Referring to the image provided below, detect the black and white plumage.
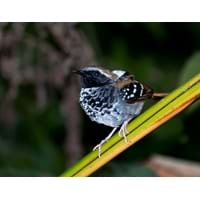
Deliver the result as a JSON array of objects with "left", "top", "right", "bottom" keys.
[{"left": 75, "top": 66, "right": 158, "bottom": 157}]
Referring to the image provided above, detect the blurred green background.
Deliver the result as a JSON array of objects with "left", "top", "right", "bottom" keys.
[{"left": 0, "top": 23, "right": 199, "bottom": 176}]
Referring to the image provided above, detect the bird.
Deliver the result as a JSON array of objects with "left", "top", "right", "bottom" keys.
[{"left": 74, "top": 65, "right": 167, "bottom": 157}]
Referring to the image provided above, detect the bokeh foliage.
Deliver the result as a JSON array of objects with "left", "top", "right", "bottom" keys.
[{"left": 0, "top": 23, "right": 199, "bottom": 176}]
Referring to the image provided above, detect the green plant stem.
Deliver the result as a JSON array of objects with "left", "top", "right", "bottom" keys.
[{"left": 61, "top": 74, "right": 200, "bottom": 177}]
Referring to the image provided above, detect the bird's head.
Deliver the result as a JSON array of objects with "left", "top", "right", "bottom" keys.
[{"left": 74, "top": 66, "right": 115, "bottom": 88}]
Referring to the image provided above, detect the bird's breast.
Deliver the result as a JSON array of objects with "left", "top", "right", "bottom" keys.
[{"left": 79, "top": 87, "right": 144, "bottom": 128}]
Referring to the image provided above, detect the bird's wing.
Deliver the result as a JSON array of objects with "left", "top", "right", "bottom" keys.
[{"left": 114, "top": 77, "right": 153, "bottom": 104}]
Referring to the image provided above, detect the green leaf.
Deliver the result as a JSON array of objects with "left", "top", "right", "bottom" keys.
[
  {"left": 179, "top": 52, "right": 200, "bottom": 113},
  {"left": 180, "top": 52, "right": 200, "bottom": 84}
]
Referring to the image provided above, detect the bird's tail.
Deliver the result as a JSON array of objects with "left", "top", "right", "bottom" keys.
[{"left": 152, "top": 92, "right": 168, "bottom": 99}]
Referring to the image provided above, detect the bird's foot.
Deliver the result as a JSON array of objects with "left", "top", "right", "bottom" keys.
[
  {"left": 93, "top": 127, "right": 117, "bottom": 157},
  {"left": 93, "top": 143, "right": 103, "bottom": 158},
  {"left": 118, "top": 118, "right": 132, "bottom": 143}
]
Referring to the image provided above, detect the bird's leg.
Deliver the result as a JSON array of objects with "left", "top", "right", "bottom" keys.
[
  {"left": 118, "top": 118, "right": 132, "bottom": 143},
  {"left": 93, "top": 127, "right": 118, "bottom": 157}
]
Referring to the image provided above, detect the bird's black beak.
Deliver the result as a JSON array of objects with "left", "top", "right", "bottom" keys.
[
  {"left": 72, "top": 70, "right": 81, "bottom": 75},
  {"left": 73, "top": 69, "right": 85, "bottom": 76}
]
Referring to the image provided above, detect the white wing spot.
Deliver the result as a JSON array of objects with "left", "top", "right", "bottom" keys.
[{"left": 140, "top": 84, "right": 144, "bottom": 96}]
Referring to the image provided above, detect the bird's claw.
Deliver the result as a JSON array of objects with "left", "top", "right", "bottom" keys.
[
  {"left": 93, "top": 144, "right": 102, "bottom": 157},
  {"left": 93, "top": 127, "right": 118, "bottom": 158},
  {"left": 118, "top": 121, "right": 129, "bottom": 143}
]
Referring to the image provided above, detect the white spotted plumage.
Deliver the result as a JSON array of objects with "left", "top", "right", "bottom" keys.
[{"left": 76, "top": 66, "right": 153, "bottom": 157}]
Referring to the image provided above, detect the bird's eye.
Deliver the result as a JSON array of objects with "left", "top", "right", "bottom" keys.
[{"left": 93, "top": 71, "right": 99, "bottom": 76}]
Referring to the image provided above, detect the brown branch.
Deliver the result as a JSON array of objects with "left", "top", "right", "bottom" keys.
[{"left": 146, "top": 154, "right": 200, "bottom": 176}]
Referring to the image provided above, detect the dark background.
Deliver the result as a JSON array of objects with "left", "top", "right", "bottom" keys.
[{"left": 0, "top": 22, "right": 199, "bottom": 176}]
